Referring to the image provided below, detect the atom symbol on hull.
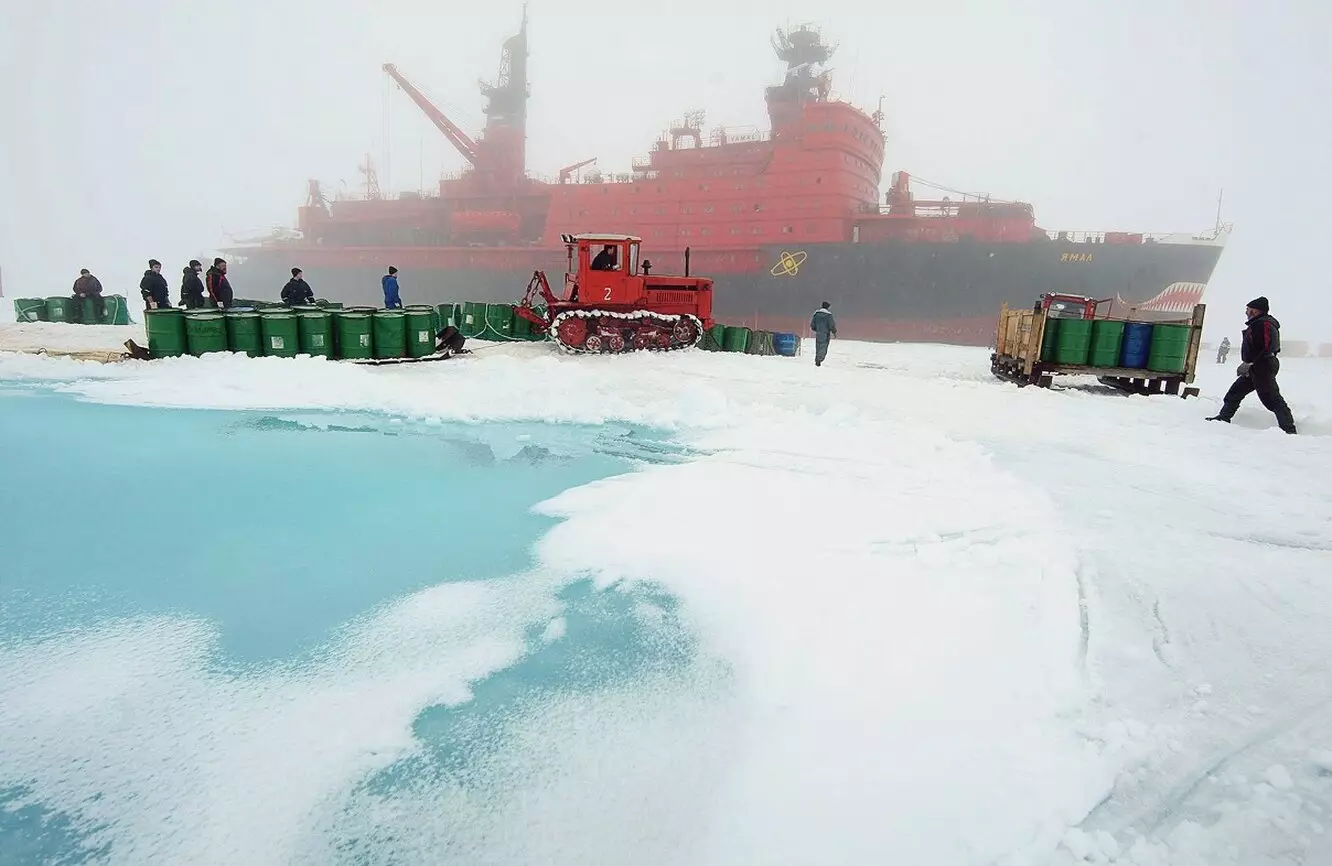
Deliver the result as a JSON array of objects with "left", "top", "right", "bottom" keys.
[{"left": 770, "top": 250, "right": 808, "bottom": 277}]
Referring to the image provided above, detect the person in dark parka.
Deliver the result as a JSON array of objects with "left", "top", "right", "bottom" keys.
[
  {"left": 810, "top": 301, "right": 837, "bottom": 366},
  {"left": 71, "top": 268, "right": 106, "bottom": 323},
  {"left": 140, "top": 259, "right": 171, "bottom": 310},
  {"left": 1207, "top": 296, "right": 1297, "bottom": 433},
  {"left": 281, "top": 267, "right": 315, "bottom": 306},
  {"left": 180, "top": 260, "right": 206, "bottom": 309},
  {"left": 206, "top": 258, "right": 234, "bottom": 309}
]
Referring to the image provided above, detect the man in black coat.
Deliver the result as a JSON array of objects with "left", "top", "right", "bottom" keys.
[
  {"left": 1207, "top": 296, "right": 1297, "bottom": 434},
  {"left": 70, "top": 268, "right": 105, "bottom": 323},
  {"left": 206, "top": 258, "right": 234, "bottom": 309},
  {"left": 280, "top": 267, "right": 315, "bottom": 306},
  {"left": 140, "top": 259, "right": 171, "bottom": 310},
  {"left": 180, "top": 260, "right": 207, "bottom": 309}
]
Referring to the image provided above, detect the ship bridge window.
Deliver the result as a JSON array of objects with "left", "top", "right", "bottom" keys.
[
  {"left": 782, "top": 225, "right": 793, "bottom": 234},
  {"left": 703, "top": 204, "right": 714, "bottom": 214}
]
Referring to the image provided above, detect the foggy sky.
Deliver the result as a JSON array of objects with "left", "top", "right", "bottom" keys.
[{"left": 2, "top": 0, "right": 1329, "bottom": 340}]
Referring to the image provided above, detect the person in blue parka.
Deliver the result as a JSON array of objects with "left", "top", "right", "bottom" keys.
[{"left": 381, "top": 266, "right": 402, "bottom": 309}]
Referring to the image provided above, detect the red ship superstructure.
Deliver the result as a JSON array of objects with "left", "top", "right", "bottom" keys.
[{"left": 231, "top": 14, "right": 1229, "bottom": 344}]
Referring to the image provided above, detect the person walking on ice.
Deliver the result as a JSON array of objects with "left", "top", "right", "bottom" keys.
[
  {"left": 1216, "top": 336, "right": 1230, "bottom": 364},
  {"left": 1206, "top": 296, "right": 1297, "bottom": 434},
  {"left": 811, "top": 301, "right": 837, "bottom": 366}
]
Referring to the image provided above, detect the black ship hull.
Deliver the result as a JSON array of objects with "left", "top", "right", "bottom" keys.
[{"left": 225, "top": 236, "right": 1225, "bottom": 346}]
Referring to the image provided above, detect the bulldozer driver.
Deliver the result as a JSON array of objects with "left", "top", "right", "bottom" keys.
[{"left": 590, "top": 244, "right": 618, "bottom": 271}]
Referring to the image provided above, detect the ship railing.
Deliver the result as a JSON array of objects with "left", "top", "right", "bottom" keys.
[{"left": 1044, "top": 228, "right": 1229, "bottom": 245}]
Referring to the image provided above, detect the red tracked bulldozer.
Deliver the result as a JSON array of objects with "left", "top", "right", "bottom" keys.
[{"left": 516, "top": 233, "right": 714, "bottom": 354}]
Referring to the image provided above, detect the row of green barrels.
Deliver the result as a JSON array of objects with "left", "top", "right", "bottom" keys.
[
  {"left": 14, "top": 296, "right": 132, "bottom": 325},
  {"left": 444, "top": 302, "right": 547, "bottom": 342},
  {"left": 699, "top": 324, "right": 800, "bottom": 357},
  {"left": 144, "top": 304, "right": 445, "bottom": 360},
  {"left": 1039, "top": 319, "right": 1192, "bottom": 373}
]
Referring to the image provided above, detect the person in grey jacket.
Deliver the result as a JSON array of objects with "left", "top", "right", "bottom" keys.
[{"left": 811, "top": 301, "right": 837, "bottom": 366}]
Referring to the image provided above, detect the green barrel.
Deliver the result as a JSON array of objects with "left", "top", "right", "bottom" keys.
[
  {"left": 1088, "top": 319, "right": 1126, "bottom": 367},
  {"left": 183, "top": 311, "right": 228, "bottom": 356},
  {"left": 45, "top": 297, "right": 72, "bottom": 323},
  {"left": 297, "top": 309, "right": 333, "bottom": 357},
  {"left": 484, "top": 303, "right": 515, "bottom": 341},
  {"left": 14, "top": 298, "right": 47, "bottom": 322},
  {"left": 405, "top": 303, "right": 437, "bottom": 335},
  {"left": 1054, "top": 318, "right": 1093, "bottom": 365},
  {"left": 702, "top": 323, "right": 726, "bottom": 351},
  {"left": 436, "top": 303, "right": 459, "bottom": 331},
  {"left": 372, "top": 309, "right": 406, "bottom": 359},
  {"left": 315, "top": 300, "right": 344, "bottom": 310},
  {"left": 336, "top": 312, "right": 373, "bottom": 360},
  {"left": 524, "top": 306, "right": 548, "bottom": 340},
  {"left": 260, "top": 311, "right": 299, "bottom": 358},
  {"left": 722, "top": 325, "right": 751, "bottom": 353},
  {"left": 101, "top": 295, "right": 131, "bottom": 325},
  {"left": 404, "top": 307, "right": 435, "bottom": 358},
  {"left": 746, "top": 330, "right": 775, "bottom": 355},
  {"left": 225, "top": 310, "right": 263, "bottom": 357},
  {"left": 1039, "top": 317, "right": 1060, "bottom": 362},
  {"left": 144, "top": 308, "right": 186, "bottom": 358},
  {"left": 512, "top": 309, "right": 532, "bottom": 339},
  {"left": 79, "top": 296, "right": 100, "bottom": 325},
  {"left": 460, "top": 302, "right": 486, "bottom": 338},
  {"left": 1146, "top": 323, "right": 1192, "bottom": 373}
]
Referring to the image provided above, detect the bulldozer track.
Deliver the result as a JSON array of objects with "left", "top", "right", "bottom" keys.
[{"left": 549, "top": 309, "right": 703, "bottom": 355}]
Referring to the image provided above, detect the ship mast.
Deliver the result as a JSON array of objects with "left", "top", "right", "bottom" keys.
[{"left": 765, "top": 24, "right": 836, "bottom": 130}]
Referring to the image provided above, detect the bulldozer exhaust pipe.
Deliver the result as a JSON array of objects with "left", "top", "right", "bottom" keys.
[{"left": 684, "top": 246, "right": 691, "bottom": 277}]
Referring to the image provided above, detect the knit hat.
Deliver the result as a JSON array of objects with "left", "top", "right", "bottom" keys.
[
  {"left": 214, "top": 257, "right": 225, "bottom": 266},
  {"left": 291, "top": 267, "right": 302, "bottom": 277},
  {"left": 1247, "top": 296, "right": 1269, "bottom": 313},
  {"left": 148, "top": 259, "right": 161, "bottom": 268},
  {"left": 388, "top": 266, "right": 398, "bottom": 275},
  {"left": 188, "top": 259, "right": 202, "bottom": 269},
  {"left": 79, "top": 268, "right": 90, "bottom": 275}
]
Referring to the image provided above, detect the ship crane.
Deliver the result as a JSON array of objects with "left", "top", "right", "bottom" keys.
[
  {"left": 558, "top": 158, "right": 597, "bottom": 184},
  {"left": 382, "top": 63, "right": 480, "bottom": 168}
]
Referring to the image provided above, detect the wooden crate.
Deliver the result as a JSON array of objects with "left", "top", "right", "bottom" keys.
[{"left": 990, "top": 303, "right": 1205, "bottom": 398}]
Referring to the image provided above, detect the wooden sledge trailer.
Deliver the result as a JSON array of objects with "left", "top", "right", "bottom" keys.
[{"left": 990, "top": 299, "right": 1205, "bottom": 398}]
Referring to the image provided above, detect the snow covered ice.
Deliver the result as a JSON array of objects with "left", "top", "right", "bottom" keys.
[{"left": 1, "top": 325, "right": 1331, "bottom": 865}]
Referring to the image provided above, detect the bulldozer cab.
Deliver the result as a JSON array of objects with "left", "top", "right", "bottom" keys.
[{"left": 560, "top": 233, "right": 641, "bottom": 304}]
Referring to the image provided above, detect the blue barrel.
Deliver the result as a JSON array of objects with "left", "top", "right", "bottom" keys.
[
  {"left": 1120, "top": 322, "right": 1154, "bottom": 368},
  {"left": 773, "top": 332, "right": 799, "bottom": 357}
]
